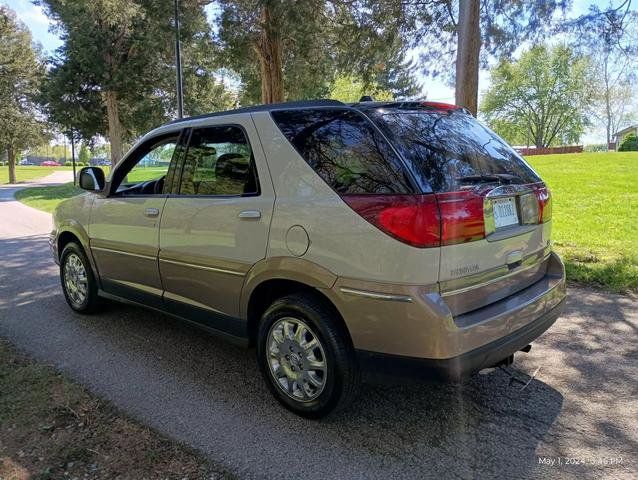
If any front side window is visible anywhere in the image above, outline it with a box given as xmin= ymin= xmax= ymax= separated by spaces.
xmin=271 ymin=109 xmax=413 ymax=194
xmin=112 ymin=134 xmax=180 ymax=195
xmin=179 ymin=126 xmax=258 ymax=196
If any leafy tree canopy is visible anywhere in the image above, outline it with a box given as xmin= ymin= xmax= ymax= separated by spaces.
xmin=480 ymin=44 xmax=594 ymax=148
xmin=216 ymin=0 xmax=420 ymax=105
xmin=329 ymin=75 xmax=394 ymax=103
xmin=0 ymin=5 xmax=48 ymax=183
xmin=37 ymin=0 xmax=234 ymax=164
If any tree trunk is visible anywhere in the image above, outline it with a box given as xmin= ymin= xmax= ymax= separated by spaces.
xmin=455 ymin=0 xmax=481 ymax=116
xmin=255 ymin=5 xmax=284 ymax=104
xmin=104 ymin=90 xmax=124 ymax=167
xmin=7 ymin=147 xmax=16 ymax=184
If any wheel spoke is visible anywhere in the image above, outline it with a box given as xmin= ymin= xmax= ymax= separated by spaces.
xmin=303 ymin=338 xmax=318 ymax=352
xmin=308 ymin=359 xmax=326 ymax=372
xmin=307 ymin=371 xmax=323 ymax=388
xmin=295 ymin=325 xmax=307 ymax=344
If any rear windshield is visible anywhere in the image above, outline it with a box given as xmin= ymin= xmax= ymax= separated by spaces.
xmin=371 ymin=109 xmax=541 ymax=193
xmin=271 ymin=108 xmax=414 ymax=194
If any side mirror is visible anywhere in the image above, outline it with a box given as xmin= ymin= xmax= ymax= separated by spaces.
xmin=78 ymin=167 xmax=105 ymax=192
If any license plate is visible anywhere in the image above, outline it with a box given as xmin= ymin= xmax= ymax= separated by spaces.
xmin=492 ymin=197 xmax=519 ymax=229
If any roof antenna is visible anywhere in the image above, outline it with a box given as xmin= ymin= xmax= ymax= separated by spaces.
xmin=359 ymin=95 xmax=374 ymax=102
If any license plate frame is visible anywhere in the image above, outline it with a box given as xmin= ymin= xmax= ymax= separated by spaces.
xmin=492 ymin=197 xmax=519 ymax=229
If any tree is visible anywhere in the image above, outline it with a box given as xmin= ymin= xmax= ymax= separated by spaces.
xmin=329 ymin=75 xmax=394 ymax=103
xmin=217 ymin=0 xmax=420 ymax=105
xmin=481 ymin=45 xmax=594 ymax=148
xmin=568 ymin=0 xmax=638 ymax=145
xmin=383 ymin=0 xmax=569 ymax=115
xmin=79 ymin=144 xmax=90 ymax=164
xmin=38 ymin=0 xmax=233 ymax=166
xmin=0 ymin=6 xmax=47 ymax=184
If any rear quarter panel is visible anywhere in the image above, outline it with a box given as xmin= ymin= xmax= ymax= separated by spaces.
xmin=250 ymin=111 xmax=441 ymax=286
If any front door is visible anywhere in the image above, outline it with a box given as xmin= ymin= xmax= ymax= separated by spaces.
xmin=158 ymin=117 xmax=274 ymax=337
xmin=89 ymin=131 xmax=183 ymax=307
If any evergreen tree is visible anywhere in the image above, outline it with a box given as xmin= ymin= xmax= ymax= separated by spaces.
xmin=0 ymin=6 xmax=47 ymax=184
xmin=38 ymin=0 xmax=233 ymax=166
xmin=216 ymin=0 xmax=420 ymax=105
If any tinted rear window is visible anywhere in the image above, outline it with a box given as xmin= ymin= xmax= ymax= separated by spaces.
xmin=372 ymin=110 xmax=541 ymax=193
xmin=271 ymin=109 xmax=413 ymax=194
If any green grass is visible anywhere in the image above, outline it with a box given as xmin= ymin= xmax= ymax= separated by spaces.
xmin=0 ymin=166 xmax=74 ymax=184
xmin=526 ymin=151 xmax=638 ymax=293
xmin=14 ymin=152 xmax=638 ymax=293
xmin=15 ymin=182 xmax=83 ymax=213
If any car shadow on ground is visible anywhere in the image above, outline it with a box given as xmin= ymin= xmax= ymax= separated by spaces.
xmin=3 ymin=235 xmax=633 ymax=479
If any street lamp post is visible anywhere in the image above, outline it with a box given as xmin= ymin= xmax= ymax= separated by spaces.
xmin=174 ymin=0 xmax=184 ymax=119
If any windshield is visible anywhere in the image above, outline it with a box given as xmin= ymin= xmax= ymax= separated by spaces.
xmin=372 ymin=109 xmax=541 ymax=193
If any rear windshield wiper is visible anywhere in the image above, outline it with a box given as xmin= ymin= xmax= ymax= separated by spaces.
xmin=456 ymin=173 xmax=521 ymax=185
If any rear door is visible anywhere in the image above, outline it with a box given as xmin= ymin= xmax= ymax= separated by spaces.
xmin=158 ymin=115 xmax=275 ymax=337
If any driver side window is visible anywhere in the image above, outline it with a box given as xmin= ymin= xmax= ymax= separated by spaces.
xmin=113 ymin=134 xmax=180 ymax=195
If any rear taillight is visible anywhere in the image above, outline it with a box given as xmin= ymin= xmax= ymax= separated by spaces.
xmin=341 ymin=195 xmax=441 ymax=248
xmin=342 ymin=184 xmax=550 ymax=248
xmin=532 ymin=184 xmax=552 ymax=223
xmin=435 ymin=191 xmax=486 ymax=245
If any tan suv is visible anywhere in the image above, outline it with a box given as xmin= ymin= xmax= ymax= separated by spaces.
xmin=51 ymin=100 xmax=566 ymax=418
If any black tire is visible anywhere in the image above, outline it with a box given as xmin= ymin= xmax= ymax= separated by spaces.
xmin=257 ymin=292 xmax=360 ymax=418
xmin=60 ymin=241 xmax=103 ymax=314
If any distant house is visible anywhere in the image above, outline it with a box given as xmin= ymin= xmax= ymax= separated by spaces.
xmin=612 ymin=125 xmax=638 ymax=150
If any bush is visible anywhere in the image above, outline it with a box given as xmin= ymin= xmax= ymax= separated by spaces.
xmin=619 ymin=133 xmax=638 ymax=151
xmin=583 ymin=143 xmax=608 ymax=152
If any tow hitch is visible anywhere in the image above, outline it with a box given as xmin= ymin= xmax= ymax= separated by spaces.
xmin=494 ymin=345 xmax=540 ymax=390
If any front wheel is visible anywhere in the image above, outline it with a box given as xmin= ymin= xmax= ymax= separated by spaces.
xmin=60 ymin=242 xmax=102 ymax=314
xmin=257 ymin=293 xmax=360 ymax=418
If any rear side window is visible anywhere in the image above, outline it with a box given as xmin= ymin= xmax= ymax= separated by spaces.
xmin=271 ymin=109 xmax=413 ymax=194
xmin=179 ymin=126 xmax=258 ymax=196
xmin=372 ymin=110 xmax=541 ymax=193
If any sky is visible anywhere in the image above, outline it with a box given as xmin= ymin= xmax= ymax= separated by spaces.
xmin=2 ymin=0 xmax=614 ymax=143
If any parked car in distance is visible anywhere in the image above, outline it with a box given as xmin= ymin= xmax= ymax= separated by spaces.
xmin=50 ymin=99 xmax=566 ymax=418
xmin=19 ymin=159 xmax=35 ymax=165
xmin=42 ymin=160 xmax=62 ymax=166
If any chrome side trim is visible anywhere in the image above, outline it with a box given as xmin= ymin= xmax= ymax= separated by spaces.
xmin=163 ymin=291 xmax=226 ymax=315
xmin=159 ymin=258 xmax=245 ymax=277
xmin=91 ymin=246 xmax=156 ymax=261
xmin=441 ymin=253 xmax=550 ymax=297
xmin=339 ymin=287 xmax=413 ymax=303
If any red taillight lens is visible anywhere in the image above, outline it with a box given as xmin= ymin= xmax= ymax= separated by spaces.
xmin=435 ymin=191 xmax=486 ymax=245
xmin=341 ymin=194 xmax=441 ymax=248
xmin=532 ymin=184 xmax=552 ymax=223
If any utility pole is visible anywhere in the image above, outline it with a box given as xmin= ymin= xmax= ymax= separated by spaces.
xmin=174 ymin=0 xmax=184 ymax=119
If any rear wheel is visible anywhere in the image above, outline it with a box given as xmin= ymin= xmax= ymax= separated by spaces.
xmin=60 ymin=242 xmax=102 ymax=314
xmin=257 ymin=293 xmax=360 ymax=418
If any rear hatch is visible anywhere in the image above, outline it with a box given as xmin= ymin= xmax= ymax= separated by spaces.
xmin=367 ymin=103 xmax=553 ymax=315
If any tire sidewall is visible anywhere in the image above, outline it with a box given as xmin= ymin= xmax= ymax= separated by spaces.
xmin=257 ymin=297 xmax=349 ymax=418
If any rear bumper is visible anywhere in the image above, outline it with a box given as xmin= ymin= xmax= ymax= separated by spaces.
xmin=330 ymin=251 xmax=567 ymax=383
xmin=356 ymin=296 xmax=565 ymax=383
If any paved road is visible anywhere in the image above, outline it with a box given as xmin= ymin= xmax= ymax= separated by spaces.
xmin=1 ymin=175 xmax=636 ymax=479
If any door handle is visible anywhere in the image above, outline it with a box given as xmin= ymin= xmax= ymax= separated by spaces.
xmin=238 ymin=210 xmax=261 ymax=219
xmin=144 ymin=208 xmax=160 ymax=217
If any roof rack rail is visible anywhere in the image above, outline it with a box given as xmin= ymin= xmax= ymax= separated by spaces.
xmin=167 ymin=99 xmax=346 ymax=125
